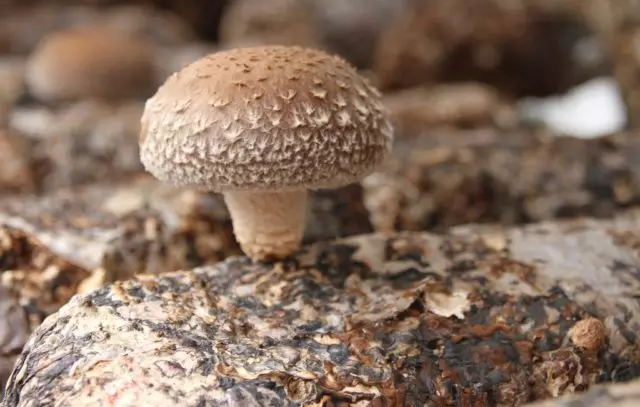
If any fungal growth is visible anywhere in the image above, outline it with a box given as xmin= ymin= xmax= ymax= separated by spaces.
xmin=139 ymin=45 xmax=393 ymax=261
xmin=25 ymin=26 xmax=157 ymax=102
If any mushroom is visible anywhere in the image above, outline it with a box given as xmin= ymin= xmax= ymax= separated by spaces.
xmin=139 ymin=45 xmax=393 ymax=261
xmin=25 ymin=26 xmax=158 ymax=103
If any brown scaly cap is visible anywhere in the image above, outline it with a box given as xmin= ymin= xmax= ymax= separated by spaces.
xmin=139 ymin=45 xmax=393 ymax=192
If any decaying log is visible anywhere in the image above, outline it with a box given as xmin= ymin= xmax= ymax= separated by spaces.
xmin=6 ymin=109 xmax=640 ymax=233
xmin=0 ymin=226 xmax=91 ymax=397
xmin=0 ymin=176 xmax=371 ymax=280
xmin=365 ymin=129 xmax=640 ymax=232
xmin=0 ymin=175 xmax=373 ymax=395
xmin=3 ymin=211 xmax=640 ymax=406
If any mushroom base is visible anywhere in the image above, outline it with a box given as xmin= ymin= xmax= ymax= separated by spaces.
xmin=223 ymin=189 xmax=308 ymax=261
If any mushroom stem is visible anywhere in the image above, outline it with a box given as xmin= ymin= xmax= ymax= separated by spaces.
xmin=223 ymin=189 xmax=308 ymax=261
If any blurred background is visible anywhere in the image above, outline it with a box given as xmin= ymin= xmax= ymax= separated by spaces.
xmin=0 ymin=0 xmax=636 ymax=198
xmin=3 ymin=0 xmax=640 ymax=397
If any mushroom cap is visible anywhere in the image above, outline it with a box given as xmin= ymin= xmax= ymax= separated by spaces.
xmin=25 ymin=26 xmax=157 ymax=102
xmin=139 ymin=45 xmax=393 ymax=192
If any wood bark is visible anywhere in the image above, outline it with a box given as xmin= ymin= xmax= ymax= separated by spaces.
xmin=3 ymin=211 xmax=640 ymax=406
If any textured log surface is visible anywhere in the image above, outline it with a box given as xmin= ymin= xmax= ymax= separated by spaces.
xmin=4 ymin=129 xmax=640 ymax=401
xmin=8 ymin=118 xmax=640 ymax=234
xmin=3 ymin=212 xmax=640 ymax=406
xmin=0 ymin=176 xmax=371 ymax=278
xmin=0 ymin=176 xmax=372 ymax=396
xmin=366 ymin=130 xmax=640 ymax=232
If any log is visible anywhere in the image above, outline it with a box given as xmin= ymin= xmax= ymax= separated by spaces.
xmin=6 ymin=128 xmax=640 ymax=398
xmin=6 ymin=100 xmax=640 ymax=233
xmin=365 ymin=129 xmax=640 ymax=232
xmin=3 ymin=211 xmax=640 ymax=406
xmin=0 ymin=177 xmax=371 ymax=278
xmin=0 ymin=176 xmax=372 ymax=395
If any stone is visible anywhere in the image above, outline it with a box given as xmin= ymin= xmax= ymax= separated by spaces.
xmin=3 ymin=212 xmax=640 ymax=405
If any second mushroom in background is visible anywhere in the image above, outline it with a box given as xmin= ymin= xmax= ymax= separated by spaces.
xmin=139 ymin=45 xmax=393 ymax=261
xmin=25 ymin=26 xmax=159 ymax=103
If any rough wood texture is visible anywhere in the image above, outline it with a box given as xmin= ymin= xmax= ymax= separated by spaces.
xmin=7 ymin=123 xmax=640 ymax=233
xmin=0 ymin=176 xmax=371 ymax=278
xmin=4 ymin=211 xmax=640 ymax=406
xmin=6 ymin=107 xmax=640 ymax=233
xmin=365 ymin=129 xmax=640 ymax=232
xmin=0 ymin=176 xmax=372 ymax=395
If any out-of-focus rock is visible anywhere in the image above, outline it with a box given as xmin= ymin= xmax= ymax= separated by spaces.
xmin=9 ymin=100 xmax=143 ymax=192
xmin=25 ymin=26 xmax=158 ymax=103
xmin=373 ymin=0 xmax=608 ymax=97
xmin=304 ymin=184 xmax=373 ymax=243
xmin=0 ymin=355 xmax=17 ymax=402
xmin=3 ymin=213 xmax=640 ymax=405
xmin=365 ymin=129 xmax=640 ymax=232
xmin=0 ymin=226 xmax=87 ymax=334
xmin=218 ymin=0 xmax=321 ymax=50
xmin=8 ymin=106 xmax=56 ymax=141
xmin=382 ymin=83 xmax=515 ymax=136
